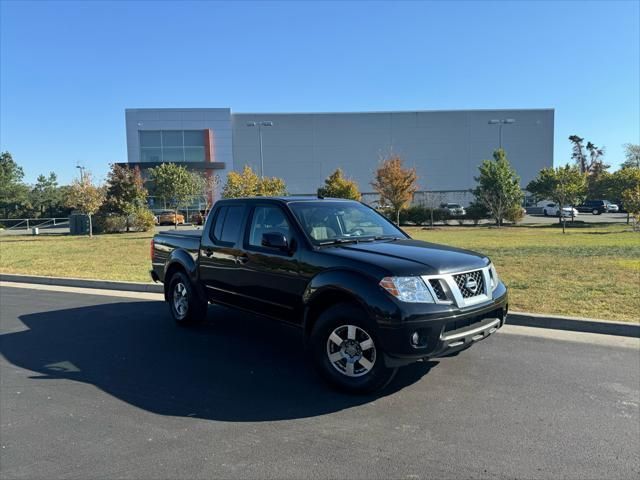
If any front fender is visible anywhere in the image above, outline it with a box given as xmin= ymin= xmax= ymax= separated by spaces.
xmin=302 ymin=269 xmax=402 ymax=331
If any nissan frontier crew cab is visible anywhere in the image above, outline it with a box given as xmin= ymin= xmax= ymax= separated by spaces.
xmin=151 ymin=197 xmax=508 ymax=393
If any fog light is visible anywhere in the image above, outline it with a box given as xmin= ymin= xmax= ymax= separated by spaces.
xmin=411 ymin=331 xmax=420 ymax=346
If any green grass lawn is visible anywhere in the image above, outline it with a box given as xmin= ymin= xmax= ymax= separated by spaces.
xmin=1 ymin=224 xmax=638 ymax=322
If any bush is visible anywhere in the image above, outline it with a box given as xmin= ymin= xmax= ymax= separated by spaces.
xmin=504 ymin=205 xmax=525 ymax=224
xmin=95 ymin=214 xmax=127 ymax=233
xmin=466 ymin=202 xmax=489 ymax=226
xmin=130 ymin=207 xmax=156 ymax=232
xmin=400 ymin=206 xmax=428 ymax=225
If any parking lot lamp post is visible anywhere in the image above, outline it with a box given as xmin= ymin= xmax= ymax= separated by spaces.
xmin=246 ymin=121 xmax=273 ymax=177
xmin=488 ymin=118 xmax=516 ymax=149
xmin=76 ymin=165 xmax=86 ymax=182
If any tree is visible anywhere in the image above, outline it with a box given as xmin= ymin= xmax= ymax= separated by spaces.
xmin=472 ymin=149 xmax=524 ymax=227
xmin=526 ymin=165 xmax=587 ymax=233
xmin=29 ymin=172 xmax=60 ymax=218
xmin=569 ymin=135 xmax=587 ymax=173
xmin=149 ymin=163 xmax=201 ymax=229
xmin=569 ymin=135 xmax=609 ymax=174
xmin=65 ymin=172 xmax=105 ymax=237
xmin=421 ymin=191 xmax=445 ymax=227
xmin=586 ymin=142 xmax=609 ymax=173
xmin=0 ymin=151 xmax=30 ymax=218
xmin=101 ymin=164 xmax=148 ymax=231
xmin=621 ymin=144 xmax=640 ymax=169
xmin=195 ymin=173 xmax=221 ymax=211
xmin=607 ymin=167 xmax=640 ymax=224
xmin=222 ymin=165 xmax=287 ymax=198
xmin=317 ymin=168 xmax=361 ymax=200
xmin=621 ymin=183 xmax=640 ymax=231
xmin=371 ymin=154 xmax=418 ymax=225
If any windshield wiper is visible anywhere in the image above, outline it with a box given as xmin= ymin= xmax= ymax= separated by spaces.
xmin=317 ymin=238 xmax=361 ymax=246
xmin=317 ymin=235 xmax=402 ymax=246
xmin=373 ymin=235 xmax=403 ymax=241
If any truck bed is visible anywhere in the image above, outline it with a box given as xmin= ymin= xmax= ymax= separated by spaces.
xmin=152 ymin=230 xmax=203 ymax=282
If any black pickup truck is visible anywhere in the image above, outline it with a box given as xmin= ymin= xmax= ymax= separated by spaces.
xmin=151 ymin=197 xmax=508 ymax=393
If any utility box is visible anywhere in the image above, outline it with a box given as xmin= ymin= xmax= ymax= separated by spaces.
xmin=32 ymin=227 xmax=39 ymax=235
xmin=69 ymin=214 xmax=90 ymax=235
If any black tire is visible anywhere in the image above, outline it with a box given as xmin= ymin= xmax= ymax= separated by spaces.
xmin=592 ymin=209 xmax=599 ymax=215
xmin=167 ymin=271 xmax=208 ymax=326
xmin=309 ymin=303 xmax=397 ymax=394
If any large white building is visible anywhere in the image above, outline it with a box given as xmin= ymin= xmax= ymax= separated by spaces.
xmin=124 ymin=107 xmax=554 ymax=204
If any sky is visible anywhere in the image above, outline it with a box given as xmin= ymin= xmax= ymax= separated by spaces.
xmin=1 ymin=0 xmax=638 ymax=185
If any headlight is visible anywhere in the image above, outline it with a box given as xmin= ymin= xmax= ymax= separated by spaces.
xmin=489 ymin=263 xmax=500 ymax=291
xmin=379 ymin=276 xmax=435 ymax=303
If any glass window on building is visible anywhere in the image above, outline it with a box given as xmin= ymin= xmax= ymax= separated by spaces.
xmin=161 ymin=131 xmax=183 ymax=148
xmin=139 ymin=130 xmax=207 ymax=163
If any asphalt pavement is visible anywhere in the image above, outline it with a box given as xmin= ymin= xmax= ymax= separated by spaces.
xmin=1 ymin=285 xmax=638 ymax=479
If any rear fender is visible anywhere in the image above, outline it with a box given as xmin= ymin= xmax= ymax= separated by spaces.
xmin=163 ymin=250 xmax=206 ymax=303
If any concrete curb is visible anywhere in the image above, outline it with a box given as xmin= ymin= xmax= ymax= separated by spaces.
xmin=507 ymin=311 xmax=639 ymax=338
xmin=0 ymin=273 xmax=164 ymax=294
xmin=1 ymin=273 xmax=638 ymax=338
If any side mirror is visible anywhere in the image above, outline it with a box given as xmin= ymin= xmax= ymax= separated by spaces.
xmin=261 ymin=232 xmax=289 ymax=251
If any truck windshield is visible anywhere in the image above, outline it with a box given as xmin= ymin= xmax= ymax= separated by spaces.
xmin=289 ymin=201 xmax=406 ymax=245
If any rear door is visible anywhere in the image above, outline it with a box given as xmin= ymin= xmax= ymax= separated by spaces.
xmin=199 ymin=203 xmax=249 ymax=308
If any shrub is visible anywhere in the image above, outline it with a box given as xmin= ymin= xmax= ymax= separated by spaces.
xmin=130 ymin=207 xmax=156 ymax=232
xmin=466 ymin=202 xmax=489 ymax=226
xmin=400 ymin=206 xmax=428 ymax=225
xmin=95 ymin=214 xmax=127 ymax=233
xmin=435 ymin=208 xmax=451 ymax=225
xmin=504 ymin=205 xmax=525 ymax=224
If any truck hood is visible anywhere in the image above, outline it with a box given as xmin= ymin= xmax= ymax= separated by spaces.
xmin=328 ymin=239 xmax=489 ymax=275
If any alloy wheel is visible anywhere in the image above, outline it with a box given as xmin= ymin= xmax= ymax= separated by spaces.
xmin=173 ymin=282 xmax=188 ymax=319
xmin=326 ymin=324 xmax=376 ymax=377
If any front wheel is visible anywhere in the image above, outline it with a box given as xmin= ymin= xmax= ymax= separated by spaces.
xmin=309 ymin=303 xmax=397 ymax=394
xmin=167 ymin=271 xmax=208 ymax=325
xmin=592 ymin=209 xmax=599 ymax=215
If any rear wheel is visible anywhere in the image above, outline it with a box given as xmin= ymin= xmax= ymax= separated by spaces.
xmin=167 ymin=271 xmax=207 ymax=325
xmin=310 ymin=303 xmax=397 ymax=394
xmin=592 ymin=209 xmax=599 ymax=215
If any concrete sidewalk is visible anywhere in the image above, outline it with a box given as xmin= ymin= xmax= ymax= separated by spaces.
xmin=1 ymin=272 xmax=637 ymax=338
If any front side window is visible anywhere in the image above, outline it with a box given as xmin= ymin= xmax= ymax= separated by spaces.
xmin=248 ymin=206 xmax=292 ymax=247
xmin=290 ymin=201 xmax=405 ymax=244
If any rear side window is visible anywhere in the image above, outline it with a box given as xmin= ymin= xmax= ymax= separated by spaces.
xmin=211 ymin=205 xmax=246 ymax=245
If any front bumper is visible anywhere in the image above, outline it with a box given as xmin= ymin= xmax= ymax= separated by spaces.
xmin=379 ymin=286 xmax=508 ymax=367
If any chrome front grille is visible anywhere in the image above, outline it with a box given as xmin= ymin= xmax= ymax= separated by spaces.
xmin=422 ymin=266 xmax=492 ymax=308
xmin=453 ymin=270 xmax=485 ymax=298
xmin=429 ymin=279 xmax=448 ymax=301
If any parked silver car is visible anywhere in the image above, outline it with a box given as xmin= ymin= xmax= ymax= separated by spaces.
xmin=441 ymin=203 xmax=466 ymax=216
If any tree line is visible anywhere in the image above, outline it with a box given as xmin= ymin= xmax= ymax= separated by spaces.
xmin=2 ymin=138 xmax=639 ymax=236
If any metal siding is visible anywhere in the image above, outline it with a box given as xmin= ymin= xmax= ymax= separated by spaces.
xmin=126 ymin=108 xmax=554 ymax=198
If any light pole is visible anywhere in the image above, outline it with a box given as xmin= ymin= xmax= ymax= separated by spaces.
xmin=76 ymin=165 xmax=86 ymax=182
xmin=488 ymin=118 xmax=515 ymax=149
xmin=246 ymin=121 xmax=273 ymax=177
